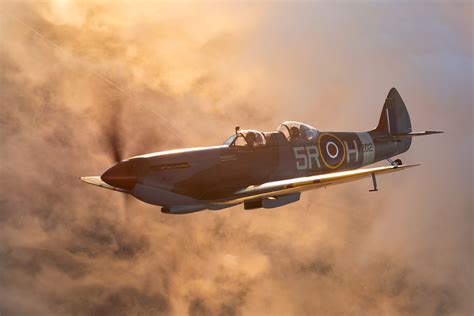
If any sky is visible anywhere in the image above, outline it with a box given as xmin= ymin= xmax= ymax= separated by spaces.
xmin=0 ymin=1 xmax=472 ymax=315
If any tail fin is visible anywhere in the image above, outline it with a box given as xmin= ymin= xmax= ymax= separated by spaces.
xmin=373 ymin=87 xmax=443 ymax=138
xmin=374 ymin=87 xmax=411 ymax=135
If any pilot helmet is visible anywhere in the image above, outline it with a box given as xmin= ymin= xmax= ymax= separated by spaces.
xmin=246 ymin=132 xmax=257 ymax=146
xmin=289 ymin=126 xmax=300 ymax=140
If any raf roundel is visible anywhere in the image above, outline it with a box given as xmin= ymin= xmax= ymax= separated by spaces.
xmin=318 ymin=133 xmax=346 ymax=169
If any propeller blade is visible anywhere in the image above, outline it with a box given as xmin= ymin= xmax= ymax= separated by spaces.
xmin=103 ymin=99 xmax=125 ymax=163
xmin=109 ymin=126 xmax=123 ymax=163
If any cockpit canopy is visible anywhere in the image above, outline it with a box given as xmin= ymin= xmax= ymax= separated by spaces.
xmin=223 ymin=130 xmax=267 ymax=148
xmin=223 ymin=122 xmax=318 ymax=147
xmin=277 ymin=121 xmax=318 ymax=142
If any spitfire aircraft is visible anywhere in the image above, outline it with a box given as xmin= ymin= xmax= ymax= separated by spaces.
xmin=81 ymin=88 xmax=442 ymax=214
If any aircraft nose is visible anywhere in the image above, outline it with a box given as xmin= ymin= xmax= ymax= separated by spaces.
xmin=101 ymin=160 xmax=137 ymax=191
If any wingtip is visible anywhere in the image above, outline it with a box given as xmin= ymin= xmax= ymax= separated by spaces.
xmin=80 ymin=175 xmax=129 ymax=193
xmin=80 ymin=176 xmax=102 ymax=185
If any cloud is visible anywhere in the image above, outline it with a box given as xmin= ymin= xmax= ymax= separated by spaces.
xmin=0 ymin=1 xmax=472 ymax=315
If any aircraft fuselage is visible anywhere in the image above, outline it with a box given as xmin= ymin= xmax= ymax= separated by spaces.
xmin=115 ymin=130 xmax=410 ymax=207
xmin=82 ymin=87 xmax=440 ymax=214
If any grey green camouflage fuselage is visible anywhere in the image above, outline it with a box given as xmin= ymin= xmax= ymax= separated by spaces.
xmin=82 ymin=87 xmax=441 ymax=214
xmin=128 ymin=129 xmax=410 ymax=202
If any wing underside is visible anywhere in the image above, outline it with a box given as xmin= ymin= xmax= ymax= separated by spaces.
xmin=211 ymin=164 xmax=420 ymax=204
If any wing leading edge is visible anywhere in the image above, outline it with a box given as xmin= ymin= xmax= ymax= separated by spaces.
xmin=211 ymin=164 xmax=420 ymax=204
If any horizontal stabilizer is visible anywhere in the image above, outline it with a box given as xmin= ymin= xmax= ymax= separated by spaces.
xmin=80 ymin=176 xmax=128 ymax=193
xmin=395 ymin=130 xmax=443 ymax=137
xmin=375 ymin=130 xmax=443 ymax=140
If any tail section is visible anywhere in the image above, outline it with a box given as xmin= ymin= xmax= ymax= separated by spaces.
xmin=374 ymin=88 xmax=411 ymax=135
xmin=372 ymin=87 xmax=443 ymax=138
xmin=370 ymin=88 xmax=443 ymax=160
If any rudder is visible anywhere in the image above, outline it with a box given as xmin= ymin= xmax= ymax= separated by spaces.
xmin=374 ymin=87 xmax=412 ymax=135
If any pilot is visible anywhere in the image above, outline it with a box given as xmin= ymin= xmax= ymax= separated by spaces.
xmin=299 ymin=126 xmax=308 ymax=139
xmin=289 ymin=126 xmax=301 ymax=142
xmin=246 ymin=132 xmax=257 ymax=148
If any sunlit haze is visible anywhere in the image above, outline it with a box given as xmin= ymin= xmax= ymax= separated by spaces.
xmin=0 ymin=1 xmax=472 ymax=315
